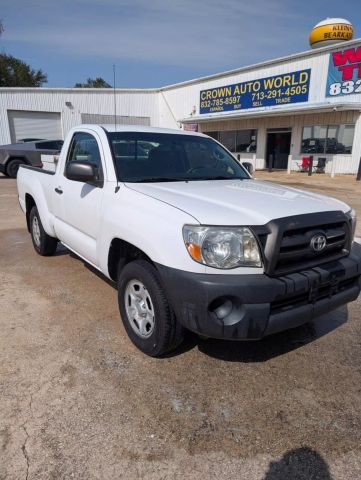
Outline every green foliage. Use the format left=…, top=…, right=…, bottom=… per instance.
left=74, top=77, right=112, bottom=88
left=0, top=53, right=47, bottom=87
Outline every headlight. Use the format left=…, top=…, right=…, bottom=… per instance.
left=183, top=225, right=262, bottom=269
left=349, top=208, right=357, bottom=240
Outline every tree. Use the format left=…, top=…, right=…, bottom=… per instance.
left=74, top=77, right=111, bottom=88
left=0, top=53, right=47, bottom=87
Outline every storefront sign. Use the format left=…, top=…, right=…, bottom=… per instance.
left=326, top=44, right=361, bottom=97
left=183, top=123, right=198, bottom=132
left=199, top=69, right=311, bottom=114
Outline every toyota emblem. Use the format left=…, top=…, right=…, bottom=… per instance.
left=310, top=234, right=327, bottom=252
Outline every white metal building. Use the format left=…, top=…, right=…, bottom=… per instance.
left=1, top=37, right=361, bottom=173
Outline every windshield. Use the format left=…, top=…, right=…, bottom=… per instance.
left=107, top=132, right=250, bottom=183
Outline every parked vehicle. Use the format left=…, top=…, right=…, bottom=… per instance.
left=0, top=139, right=63, bottom=178
left=17, top=125, right=361, bottom=356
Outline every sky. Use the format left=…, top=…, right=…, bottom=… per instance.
left=0, top=0, right=360, bottom=88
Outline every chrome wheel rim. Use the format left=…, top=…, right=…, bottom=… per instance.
left=32, top=216, right=41, bottom=248
left=124, top=279, right=155, bottom=338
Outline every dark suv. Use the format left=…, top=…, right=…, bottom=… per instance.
left=0, top=139, right=63, bottom=178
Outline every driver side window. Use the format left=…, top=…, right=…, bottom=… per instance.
left=66, top=132, right=103, bottom=181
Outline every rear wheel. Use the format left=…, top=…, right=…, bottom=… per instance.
left=118, top=260, right=184, bottom=356
left=6, top=158, right=26, bottom=178
left=29, top=206, right=58, bottom=256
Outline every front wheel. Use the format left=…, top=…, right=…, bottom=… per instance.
left=118, top=260, right=184, bottom=357
left=29, top=206, right=58, bottom=256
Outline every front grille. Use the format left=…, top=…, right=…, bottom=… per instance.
left=252, top=211, right=352, bottom=276
left=276, top=221, right=348, bottom=273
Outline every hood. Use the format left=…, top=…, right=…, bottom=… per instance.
left=126, top=179, right=350, bottom=225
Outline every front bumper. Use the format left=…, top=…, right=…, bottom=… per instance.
left=156, top=243, right=361, bottom=340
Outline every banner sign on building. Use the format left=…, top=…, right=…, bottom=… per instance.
left=326, top=44, right=361, bottom=97
left=183, top=123, right=198, bottom=132
left=199, top=69, right=311, bottom=114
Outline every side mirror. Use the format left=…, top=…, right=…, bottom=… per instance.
left=242, top=162, right=254, bottom=175
left=65, top=161, right=102, bottom=186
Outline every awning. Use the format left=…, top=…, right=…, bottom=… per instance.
left=181, top=102, right=361, bottom=124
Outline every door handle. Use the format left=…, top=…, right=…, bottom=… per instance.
left=55, top=187, right=63, bottom=194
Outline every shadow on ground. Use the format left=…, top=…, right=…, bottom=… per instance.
left=170, top=305, right=347, bottom=362
left=263, top=446, right=332, bottom=479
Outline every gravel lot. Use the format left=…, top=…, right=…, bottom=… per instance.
left=1, top=173, right=361, bottom=479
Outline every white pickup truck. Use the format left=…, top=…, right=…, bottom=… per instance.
left=17, top=125, right=361, bottom=356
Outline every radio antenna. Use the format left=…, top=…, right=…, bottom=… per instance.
left=113, top=64, right=117, bottom=131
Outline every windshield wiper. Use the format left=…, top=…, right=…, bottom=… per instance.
left=189, top=176, right=246, bottom=181
left=135, top=177, right=188, bottom=183
left=131, top=176, right=248, bottom=183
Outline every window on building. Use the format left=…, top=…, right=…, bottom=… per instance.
left=326, top=124, right=355, bottom=154
left=207, top=129, right=257, bottom=153
left=301, top=124, right=355, bottom=154
left=219, top=131, right=236, bottom=152
left=236, top=130, right=257, bottom=153
left=205, top=131, right=219, bottom=141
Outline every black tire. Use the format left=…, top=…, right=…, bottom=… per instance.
left=6, top=158, right=26, bottom=178
left=242, top=161, right=254, bottom=175
left=29, top=206, right=58, bottom=256
left=118, top=260, right=184, bottom=357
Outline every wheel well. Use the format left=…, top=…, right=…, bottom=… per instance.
left=108, top=238, right=154, bottom=282
left=25, top=194, right=36, bottom=232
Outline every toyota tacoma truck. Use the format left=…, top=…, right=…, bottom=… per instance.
left=17, top=125, right=361, bottom=356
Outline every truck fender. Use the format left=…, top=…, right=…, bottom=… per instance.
left=24, top=182, right=56, bottom=238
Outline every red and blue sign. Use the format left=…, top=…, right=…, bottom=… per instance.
left=326, top=44, right=361, bottom=97
left=199, top=69, right=311, bottom=114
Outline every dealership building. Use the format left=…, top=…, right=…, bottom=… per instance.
left=1, top=32, right=361, bottom=174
